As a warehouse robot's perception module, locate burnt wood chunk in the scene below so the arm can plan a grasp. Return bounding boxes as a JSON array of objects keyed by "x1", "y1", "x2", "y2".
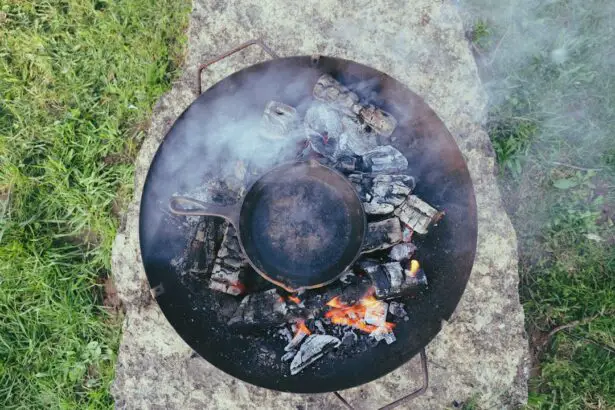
[
  {"x1": 359, "y1": 105, "x2": 397, "y2": 138},
  {"x1": 362, "y1": 145, "x2": 408, "y2": 173},
  {"x1": 209, "y1": 225, "x2": 248, "y2": 296},
  {"x1": 362, "y1": 218, "x2": 402, "y2": 253},
  {"x1": 290, "y1": 334, "x2": 341, "y2": 375},
  {"x1": 228, "y1": 289, "x2": 291, "y2": 327},
  {"x1": 313, "y1": 74, "x2": 397, "y2": 137},
  {"x1": 360, "y1": 261, "x2": 427, "y2": 299},
  {"x1": 363, "y1": 174, "x2": 414, "y2": 215},
  {"x1": 388, "y1": 242, "x2": 417, "y2": 261},
  {"x1": 394, "y1": 195, "x2": 440, "y2": 234},
  {"x1": 260, "y1": 101, "x2": 300, "y2": 140}
]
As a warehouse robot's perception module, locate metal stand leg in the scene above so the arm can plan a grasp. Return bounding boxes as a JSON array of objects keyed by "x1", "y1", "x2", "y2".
[
  {"x1": 196, "y1": 39, "x2": 279, "y2": 95},
  {"x1": 333, "y1": 349, "x2": 428, "y2": 410}
]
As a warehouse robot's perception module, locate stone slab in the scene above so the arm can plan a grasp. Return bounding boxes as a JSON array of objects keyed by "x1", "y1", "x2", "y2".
[{"x1": 111, "y1": 0, "x2": 529, "y2": 408}]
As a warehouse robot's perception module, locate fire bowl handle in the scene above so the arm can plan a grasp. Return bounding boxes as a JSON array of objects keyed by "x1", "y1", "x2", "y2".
[
  {"x1": 197, "y1": 39, "x2": 279, "y2": 95},
  {"x1": 169, "y1": 196, "x2": 241, "y2": 227},
  {"x1": 333, "y1": 348, "x2": 428, "y2": 410}
]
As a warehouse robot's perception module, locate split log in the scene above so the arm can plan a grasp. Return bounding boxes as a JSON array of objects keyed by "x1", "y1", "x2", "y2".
[
  {"x1": 362, "y1": 145, "x2": 408, "y2": 173},
  {"x1": 260, "y1": 101, "x2": 300, "y2": 141},
  {"x1": 358, "y1": 260, "x2": 427, "y2": 300},
  {"x1": 362, "y1": 217, "x2": 403, "y2": 253},
  {"x1": 394, "y1": 195, "x2": 442, "y2": 235}
]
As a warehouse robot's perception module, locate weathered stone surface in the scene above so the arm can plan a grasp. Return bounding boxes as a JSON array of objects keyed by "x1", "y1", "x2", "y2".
[{"x1": 111, "y1": 0, "x2": 529, "y2": 409}]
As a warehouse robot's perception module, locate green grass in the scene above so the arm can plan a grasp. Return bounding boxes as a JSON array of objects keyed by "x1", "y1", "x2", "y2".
[
  {"x1": 0, "y1": 0, "x2": 190, "y2": 408},
  {"x1": 467, "y1": 0, "x2": 615, "y2": 408}
]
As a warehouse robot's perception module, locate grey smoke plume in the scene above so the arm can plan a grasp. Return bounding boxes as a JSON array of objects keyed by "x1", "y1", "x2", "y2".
[{"x1": 457, "y1": 0, "x2": 615, "y2": 165}]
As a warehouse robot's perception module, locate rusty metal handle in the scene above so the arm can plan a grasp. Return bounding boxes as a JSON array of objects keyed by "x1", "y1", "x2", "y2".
[
  {"x1": 169, "y1": 196, "x2": 241, "y2": 228},
  {"x1": 197, "y1": 39, "x2": 279, "y2": 95},
  {"x1": 333, "y1": 349, "x2": 429, "y2": 410}
]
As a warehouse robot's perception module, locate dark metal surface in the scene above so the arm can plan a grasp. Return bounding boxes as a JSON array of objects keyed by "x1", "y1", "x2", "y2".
[
  {"x1": 169, "y1": 161, "x2": 367, "y2": 292},
  {"x1": 139, "y1": 55, "x2": 478, "y2": 393}
]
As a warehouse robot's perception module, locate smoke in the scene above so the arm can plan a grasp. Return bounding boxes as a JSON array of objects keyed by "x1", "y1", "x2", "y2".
[{"x1": 457, "y1": 0, "x2": 615, "y2": 164}]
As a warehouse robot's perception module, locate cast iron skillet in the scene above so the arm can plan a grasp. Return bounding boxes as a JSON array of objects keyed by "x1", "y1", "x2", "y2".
[
  {"x1": 168, "y1": 160, "x2": 367, "y2": 292},
  {"x1": 139, "y1": 56, "x2": 478, "y2": 393}
]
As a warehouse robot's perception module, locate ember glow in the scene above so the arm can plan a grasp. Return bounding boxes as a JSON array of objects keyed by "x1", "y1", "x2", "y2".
[
  {"x1": 408, "y1": 260, "x2": 420, "y2": 277},
  {"x1": 325, "y1": 289, "x2": 395, "y2": 334},
  {"x1": 295, "y1": 320, "x2": 311, "y2": 336},
  {"x1": 288, "y1": 295, "x2": 301, "y2": 304}
]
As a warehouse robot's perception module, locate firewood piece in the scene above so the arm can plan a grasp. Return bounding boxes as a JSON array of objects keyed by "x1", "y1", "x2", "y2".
[
  {"x1": 209, "y1": 264, "x2": 244, "y2": 296},
  {"x1": 394, "y1": 195, "x2": 440, "y2": 234},
  {"x1": 313, "y1": 74, "x2": 397, "y2": 137},
  {"x1": 228, "y1": 289, "x2": 290, "y2": 327},
  {"x1": 362, "y1": 145, "x2": 408, "y2": 173},
  {"x1": 290, "y1": 335, "x2": 341, "y2": 375},
  {"x1": 260, "y1": 101, "x2": 300, "y2": 141},
  {"x1": 313, "y1": 74, "x2": 362, "y2": 116},
  {"x1": 362, "y1": 218, "x2": 402, "y2": 253},
  {"x1": 209, "y1": 224, "x2": 248, "y2": 296},
  {"x1": 359, "y1": 104, "x2": 398, "y2": 138},
  {"x1": 388, "y1": 243, "x2": 417, "y2": 262},
  {"x1": 363, "y1": 174, "x2": 414, "y2": 215}
]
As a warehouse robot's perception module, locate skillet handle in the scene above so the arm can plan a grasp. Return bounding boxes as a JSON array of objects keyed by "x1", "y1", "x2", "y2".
[
  {"x1": 169, "y1": 196, "x2": 241, "y2": 227},
  {"x1": 197, "y1": 39, "x2": 279, "y2": 95}
]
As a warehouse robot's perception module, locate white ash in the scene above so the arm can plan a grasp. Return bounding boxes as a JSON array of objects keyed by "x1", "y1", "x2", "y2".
[
  {"x1": 281, "y1": 351, "x2": 296, "y2": 362},
  {"x1": 314, "y1": 320, "x2": 326, "y2": 334},
  {"x1": 388, "y1": 243, "x2": 417, "y2": 261},
  {"x1": 260, "y1": 101, "x2": 300, "y2": 141},
  {"x1": 394, "y1": 195, "x2": 439, "y2": 235},
  {"x1": 278, "y1": 328, "x2": 293, "y2": 343},
  {"x1": 290, "y1": 335, "x2": 341, "y2": 375},
  {"x1": 338, "y1": 115, "x2": 379, "y2": 156},
  {"x1": 342, "y1": 330, "x2": 358, "y2": 346},
  {"x1": 383, "y1": 262, "x2": 404, "y2": 292},
  {"x1": 370, "y1": 327, "x2": 396, "y2": 345},
  {"x1": 388, "y1": 301, "x2": 407, "y2": 317},
  {"x1": 339, "y1": 270, "x2": 355, "y2": 284}
]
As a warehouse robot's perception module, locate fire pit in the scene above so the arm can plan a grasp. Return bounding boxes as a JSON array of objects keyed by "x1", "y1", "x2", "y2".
[{"x1": 139, "y1": 42, "x2": 477, "y2": 402}]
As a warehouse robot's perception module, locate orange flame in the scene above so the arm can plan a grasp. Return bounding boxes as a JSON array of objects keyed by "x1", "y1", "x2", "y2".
[
  {"x1": 294, "y1": 320, "x2": 311, "y2": 336},
  {"x1": 408, "y1": 260, "x2": 420, "y2": 277},
  {"x1": 324, "y1": 289, "x2": 395, "y2": 334},
  {"x1": 288, "y1": 295, "x2": 301, "y2": 304}
]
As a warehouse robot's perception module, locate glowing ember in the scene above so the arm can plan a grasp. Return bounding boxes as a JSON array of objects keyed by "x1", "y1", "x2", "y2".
[
  {"x1": 295, "y1": 320, "x2": 311, "y2": 336},
  {"x1": 408, "y1": 260, "x2": 420, "y2": 277},
  {"x1": 324, "y1": 289, "x2": 395, "y2": 334},
  {"x1": 288, "y1": 295, "x2": 301, "y2": 304}
]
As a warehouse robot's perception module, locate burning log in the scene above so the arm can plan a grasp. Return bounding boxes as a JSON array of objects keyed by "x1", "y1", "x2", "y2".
[
  {"x1": 312, "y1": 74, "x2": 397, "y2": 137},
  {"x1": 285, "y1": 320, "x2": 311, "y2": 351},
  {"x1": 362, "y1": 217, "x2": 402, "y2": 253},
  {"x1": 290, "y1": 334, "x2": 341, "y2": 375},
  {"x1": 394, "y1": 195, "x2": 442, "y2": 235},
  {"x1": 363, "y1": 174, "x2": 414, "y2": 215},
  {"x1": 209, "y1": 225, "x2": 248, "y2": 296},
  {"x1": 260, "y1": 101, "x2": 300, "y2": 141},
  {"x1": 358, "y1": 260, "x2": 427, "y2": 300},
  {"x1": 362, "y1": 145, "x2": 408, "y2": 173}
]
